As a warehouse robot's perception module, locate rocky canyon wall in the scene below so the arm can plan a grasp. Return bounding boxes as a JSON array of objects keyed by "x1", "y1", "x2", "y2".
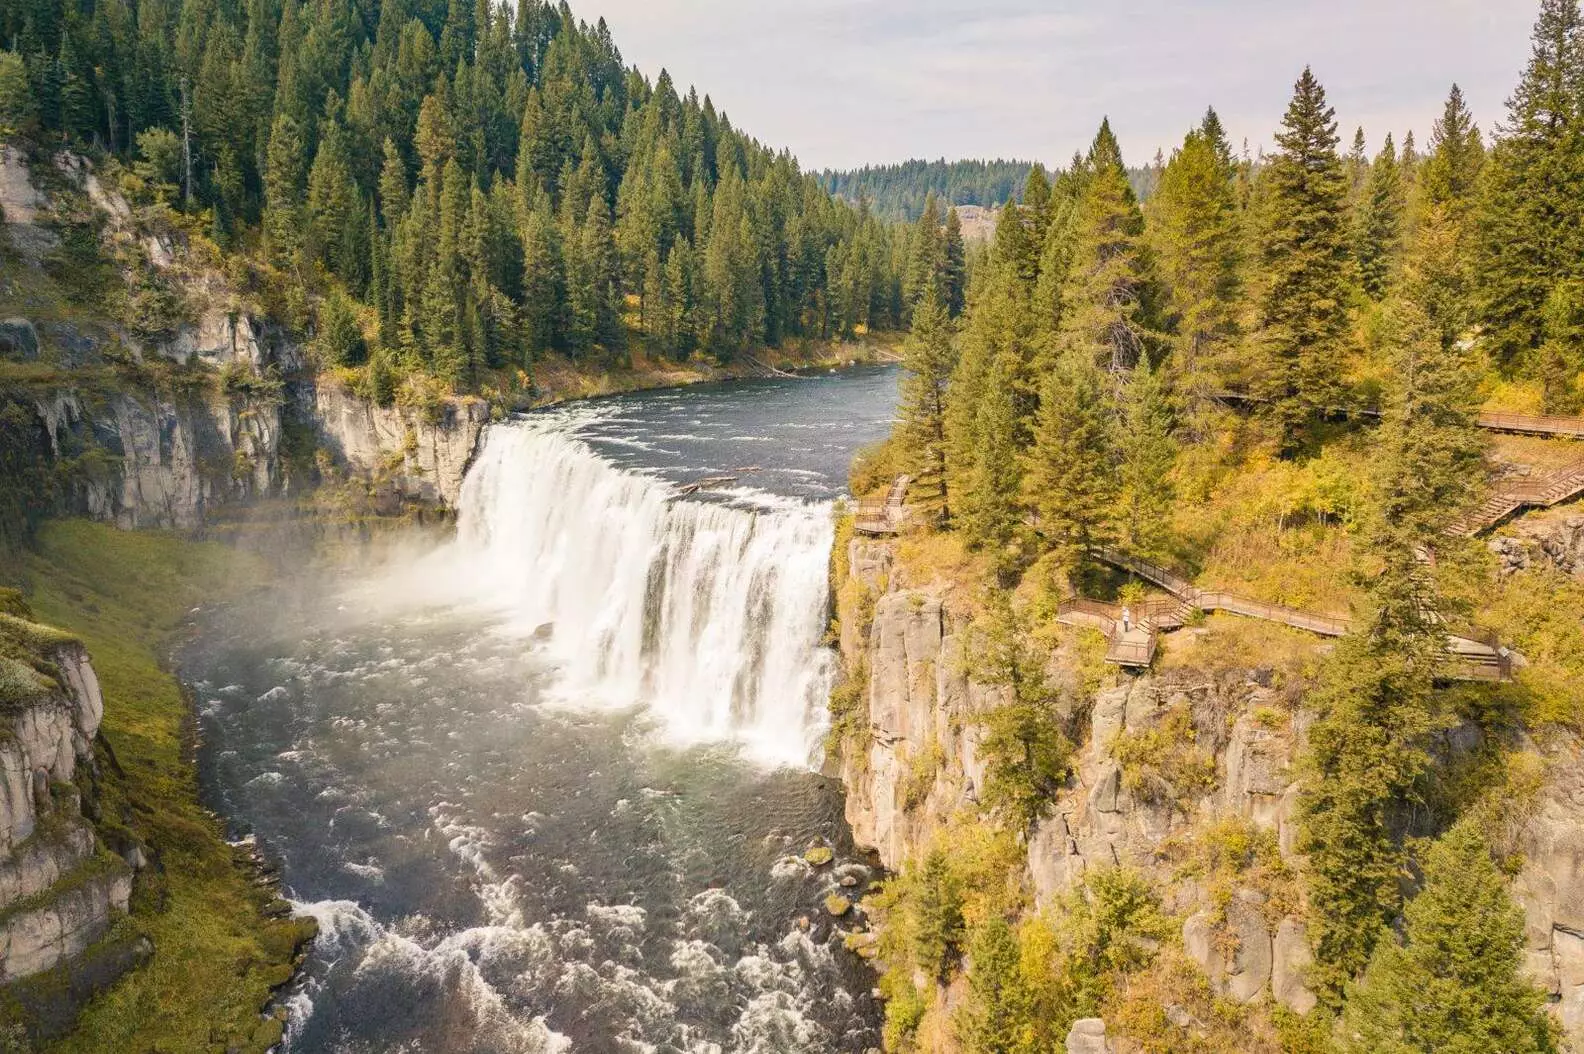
[{"x1": 834, "y1": 534, "x2": 1584, "y2": 1051}]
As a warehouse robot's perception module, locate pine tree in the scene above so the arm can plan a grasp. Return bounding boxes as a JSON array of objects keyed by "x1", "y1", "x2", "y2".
[
  {"x1": 913, "y1": 848, "x2": 965, "y2": 983},
  {"x1": 263, "y1": 111, "x2": 309, "y2": 266},
  {"x1": 1355, "y1": 134, "x2": 1406, "y2": 300},
  {"x1": 1347, "y1": 127, "x2": 1370, "y2": 197},
  {"x1": 1255, "y1": 67, "x2": 1352, "y2": 455},
  {"x1": 906, "y1": 191, "x2": 945, "y2": 308},
  {"x1": 1408, "y1": 86, "x2": 1485, "y2": 344},
  {"x1": 0, "y1": 51, "x2": 38, "y2": 136},
  {"x1": 1116, "y1": 357, "x2": 1175, "y2": 556},
  {"x1": 956, "y1": 917, "x2": 1031, "y2": 1054},
  {"x1": 1148, "y1": 125, "x2": 1242, "y2": 406},
  {"x1": 898, "y1": 287, "x2": 956, "y2": 521},
  {"x1": 957, "y1": 356, "x2": 1023, "y2": 560},
  {"x1": 1056, "y1": 120, "x2": 1155, "y2": 376},
  {"x1": 1298, "y1": 634, "x2": 1434, "y2": 1003},
  {"x1": 968, "y1": 589, "x2": 1072, "y2": 826},
  {"x1": 377, "y1": 137, "x2": 409, "y2": 228},
  {"x1": 1475, "y1": 0, "x2": 1584, "y2": 368},
  {"x1": 1365, "y1": 296, "x2": 1486, "y2": 648},
  {"x1": 1421, "y1": 85, "x2": 1485, "y2": 210},
  {"x1": 1025, "y1": 350, "x2": 1118, "y2": 566},
  {"x1": 579, "y1": 195, "x2": 623, "y2": 350},
  {"x1": 1301, "y1": 299, "x2": 1485, "y2": 1002},
  {"x1": 943, "y1": 206, "x2": 967, "y2": 317},
  {"x1": 518, "y1": 198, "x2": 564, "y2": 356},
  {"x1": 1339, "y1": 825, "x2": 1556, "y2": 1054},
  {"x1": 307, "y1": 120, "x2": 360, "y2": 276},
  {"x1": 315, "y1": 288, "x2": 367, "y2": 366}
]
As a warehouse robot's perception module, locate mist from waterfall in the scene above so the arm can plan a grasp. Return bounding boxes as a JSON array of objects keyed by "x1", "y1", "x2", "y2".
[{"x1": 445, "y1": 417, "x2": 839, "y2": 766}]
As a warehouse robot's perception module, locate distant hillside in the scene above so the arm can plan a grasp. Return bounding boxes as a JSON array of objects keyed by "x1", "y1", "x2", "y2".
[
  {"x1": 822, "y1": 158, "x2": 1163, "y2": 221},
  {"x1": 818, "y1": 160, "x2": 1037, "y2": 221}
]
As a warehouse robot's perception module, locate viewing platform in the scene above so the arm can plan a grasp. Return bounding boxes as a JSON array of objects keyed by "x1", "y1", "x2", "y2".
[
  {"x1": 853, "y1": 475, "x2": 913, "y2": 535},
  {"x1": 1057, "y1": 546, "x2": 1517, "y2": 681}
]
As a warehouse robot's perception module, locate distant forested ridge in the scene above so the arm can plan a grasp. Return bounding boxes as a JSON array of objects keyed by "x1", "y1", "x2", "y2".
[
  {"x1": 821, "y1": 157, "x2": 1168, "y2": 221},
  {"x1": 819, "y1": 159, "x2": 1036, "y2": 221},
  {"x1": 0, "y1": 0, "x2": 907, "y2": 391}
]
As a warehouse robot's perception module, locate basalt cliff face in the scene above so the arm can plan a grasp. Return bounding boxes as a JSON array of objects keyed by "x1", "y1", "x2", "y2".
[
  {"x1": 833, "y1": 536, "x2": 1584, "y2": 1052},
  {"x1": 1, "y1": 147, "x2": 490, "y2": 533},
  {"x1": 0, "y1": 613, "x2": 144, "y2": 1034}
]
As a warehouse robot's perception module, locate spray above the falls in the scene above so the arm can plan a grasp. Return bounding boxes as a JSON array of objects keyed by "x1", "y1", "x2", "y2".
[{"x1": 447, "y1": 418, "x2": 838, "y2": 766}]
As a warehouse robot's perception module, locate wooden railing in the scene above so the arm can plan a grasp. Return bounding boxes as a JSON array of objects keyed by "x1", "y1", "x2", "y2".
[
  {"x1": 1104, "y1": 636, "x2": 1157, "y2": 667},
  {"x1": 1450, "y1": 457, "x2": 1584, "y2": 536},
  {"x1": 853, "y1": 475, "x2": 914, "y2": 535},
  {"x1": 1477, "y1": 411, "x2": 1584, "y2": 438},
  {"x1": 1080, "y1": 547, "x2": 1512, "y2": 680},
  {"x1": 1196, "y1": 592, "x2": 1351, "y2": 638}
]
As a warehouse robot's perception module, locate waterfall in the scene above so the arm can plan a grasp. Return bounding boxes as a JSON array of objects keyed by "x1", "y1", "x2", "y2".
[{"x1": 447, "y1": 418, "x2": 838, "y2": 766}]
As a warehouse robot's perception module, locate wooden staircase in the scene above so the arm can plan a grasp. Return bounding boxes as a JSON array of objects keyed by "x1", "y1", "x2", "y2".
[
  {"x1": 1448, "y1": 458, "x2": 1584, "y2": 538},
  {"x1": 853, "y1": 475, "x2": 913, "y2": 535},
  {"x1": 1071, "y1": 547, "x2": 1514, "y2": 681}
]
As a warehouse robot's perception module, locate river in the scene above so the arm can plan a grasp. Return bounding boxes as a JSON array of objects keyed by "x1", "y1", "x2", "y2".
[{"x1": 182, "y1": 365, "x2": 900, "y2": 1053}]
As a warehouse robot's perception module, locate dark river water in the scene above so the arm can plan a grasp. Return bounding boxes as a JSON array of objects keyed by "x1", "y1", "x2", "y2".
[{"x1": 183, "y1": 365, "x2": 900, "y2": 1053}]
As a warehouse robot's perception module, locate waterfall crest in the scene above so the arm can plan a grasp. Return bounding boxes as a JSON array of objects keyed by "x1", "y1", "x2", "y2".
[{"x1": 450, "y1": 419, "x2": 837, "y2": 766}]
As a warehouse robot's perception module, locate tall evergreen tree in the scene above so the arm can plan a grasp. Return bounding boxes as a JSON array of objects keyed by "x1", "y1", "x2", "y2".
[
  {"x1": 1475, "y1": 0, "x2": 1584, "y2": 369},
  {"x1": 1408, "y1": 85, "x2": 1485, "y2": 344},
  {"x1": 1025, "y1": 350, "x2": 1118, "y2": 567},
  {"x1": 1255, "y1": 67, "x2": 1352, "y2": 454},
  {"x1": 1147, "y1": 125, "x2": 1242, "y2": 406},
  {"x1": 1116, "y1": 357, "x2": 1175, "y2": 556},
  {"x1": 898, "y1": 287, "x2": 956, "y2": 521},
  {"x1": 1300, "y1": 296, "x2": 1485, "y2": 1001},
  {"x1": 942, "y1": 206, "x2": 967, "y2": 317},
  {"x1": 1055, "y1": 120, "x2": 1156, "y2": 376},
  {"x1": 1340, "y1": 825, "x2": 1556, "y2": 1054},
  {"x1": 1355, "y1": 134, "x2": 1406, "y2": 300},
  {"x1": 957, "y1": 357, "x2": 1023, "y2": 561}
]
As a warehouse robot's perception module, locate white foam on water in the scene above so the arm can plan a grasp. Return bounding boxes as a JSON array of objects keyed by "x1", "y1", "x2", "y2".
[{"x1": 414, "y1": 418, "x2": 837, "y2": 768}]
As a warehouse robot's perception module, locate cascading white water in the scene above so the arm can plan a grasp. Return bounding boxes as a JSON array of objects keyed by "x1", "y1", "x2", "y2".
[{"x1": 447, "y1": 418, "x2": 838, "y2": 766}]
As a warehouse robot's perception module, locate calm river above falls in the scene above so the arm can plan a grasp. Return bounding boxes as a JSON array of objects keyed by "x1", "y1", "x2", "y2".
[{"x1": 182, "y1": 365, "x2": 900, "y2": 1053}]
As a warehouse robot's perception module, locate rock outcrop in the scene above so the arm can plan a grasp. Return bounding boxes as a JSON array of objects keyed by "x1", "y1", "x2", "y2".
[
  {"x1": 310, "y1": 380, "x2": 491, "y2": 510},
  {"x1": 833, "y1": 538, "x2": 1320, "y2": 1030},
  {"x1": 1491, "y1": 514, "x2": 1584, "y2": 580},
  {"x1": 835, "y1": 536, "x2": 1584, "y2": 1047},
  {"x1": 837, "y1": 542, "x2": 995, "y2": 865},
  {"x1": 28, "y1": 384, "x2": 283, "y2": 530},
  {"x1": 1514, "y1": 747, "x2": 1584, "y2": 1045},
  {"x1": 0, "y1": 619, "x2": 138, "y2": 992},
  {"x1": 3, "y1": 146, "x2": 491, "y2": 530}
]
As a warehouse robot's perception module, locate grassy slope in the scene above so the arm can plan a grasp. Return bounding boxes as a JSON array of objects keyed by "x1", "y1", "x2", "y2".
[{"x1": 2, "y1": 521, "x2": 312, "y2": 1054}]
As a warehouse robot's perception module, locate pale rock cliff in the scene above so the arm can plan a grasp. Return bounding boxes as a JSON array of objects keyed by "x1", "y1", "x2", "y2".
[
  {"x1": 3, "y1": 147, "x2": 493, "y2": 525},
  {"x1": 0, "y1": 632, "x2": 139, "y2": 988},
  {"x1": 309, "y1": 381, "x2": 491, "y2": 510},
  {"x1": 836, "y1": 537, "x2": 1584, "y2": 1047}
]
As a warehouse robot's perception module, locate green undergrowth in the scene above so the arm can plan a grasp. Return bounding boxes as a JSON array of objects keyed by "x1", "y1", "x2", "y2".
[{"x1": 0, "y1": 520, "x2": 313, "y2": 1054}]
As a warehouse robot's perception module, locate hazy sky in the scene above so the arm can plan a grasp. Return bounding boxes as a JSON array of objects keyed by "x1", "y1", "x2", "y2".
[{"x1": 581, "y1": 0, "x2": 1540, "y2": 172}]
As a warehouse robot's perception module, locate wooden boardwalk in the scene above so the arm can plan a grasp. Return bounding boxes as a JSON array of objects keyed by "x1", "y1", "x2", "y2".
[
  {"x1": 1477, "y1": 411, "x2": 1584, "y2": 438},
  {"x1": 853, "y1": 475, "x2": 912, "y2": 536},
  {"x1": 1071, "y1": 547, "x2": 1514, "y2": 681},
  {"x1": 1448, "y1": 457, "x2": 1584, "y2": 537},
  {"x1": 859, "y1": 448, "x2": 1530, "y2": 678}
]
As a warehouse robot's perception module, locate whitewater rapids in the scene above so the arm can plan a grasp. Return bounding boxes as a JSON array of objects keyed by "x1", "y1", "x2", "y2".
[{"x1": 422, "y1": 416, "x2": 839, "y2": 767}]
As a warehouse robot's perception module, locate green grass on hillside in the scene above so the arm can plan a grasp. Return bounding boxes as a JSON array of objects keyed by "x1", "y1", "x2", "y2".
[{"x1": 2, "y1": 521, "x2": 313, "y2": 1054}]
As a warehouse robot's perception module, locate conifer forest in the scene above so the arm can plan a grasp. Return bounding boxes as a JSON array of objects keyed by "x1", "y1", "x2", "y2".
[{"x1": 4, "y1": 1, "x2": 1584, "y2": 1052}]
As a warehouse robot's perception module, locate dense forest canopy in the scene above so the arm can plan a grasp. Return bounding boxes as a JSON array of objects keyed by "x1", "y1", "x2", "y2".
[
  {"x1": 820, "y1": 157, "x2": 1169, "y2": 221},
  {"x1": 868, "y1": 0, "x2": 1584, "y2": 1048},
  {"x1": 819, "y1": 159, "x2": 1036, "y2": 222},
  {"x1": 0, "y1": 0, "x2": 911, "y2": 392}
]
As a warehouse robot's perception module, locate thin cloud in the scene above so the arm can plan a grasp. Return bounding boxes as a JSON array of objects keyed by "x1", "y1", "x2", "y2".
[{"x1": 584, "y1": 0, "x2": 1538, "y2": 171}]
